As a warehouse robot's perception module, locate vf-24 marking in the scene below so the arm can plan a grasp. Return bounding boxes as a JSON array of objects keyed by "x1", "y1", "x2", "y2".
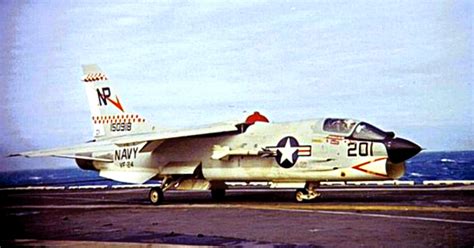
[{"x1": 114, "y1": 147, "x2": 139, "y2": 168}]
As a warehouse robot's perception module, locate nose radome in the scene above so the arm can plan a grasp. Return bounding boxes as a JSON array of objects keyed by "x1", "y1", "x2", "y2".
[{"x1": 385, "y1": 138, "x2": 422, "y2": 163}]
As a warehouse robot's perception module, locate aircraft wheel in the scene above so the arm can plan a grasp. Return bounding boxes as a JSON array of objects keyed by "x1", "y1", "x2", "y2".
[
  {"x1": 149, "y1": 187, "x2": 163, "y2": 205},
  {"x1": 211, "y1": 188, "x2": 226, "y2": 201},
  {"x1": 295, "y1": 189, "x2": 308, "y2": 203}
]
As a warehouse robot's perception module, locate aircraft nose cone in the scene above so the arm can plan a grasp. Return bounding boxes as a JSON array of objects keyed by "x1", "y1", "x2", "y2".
[{"x1": 385, "y1": 138, "x2": 422, "y2": 163}]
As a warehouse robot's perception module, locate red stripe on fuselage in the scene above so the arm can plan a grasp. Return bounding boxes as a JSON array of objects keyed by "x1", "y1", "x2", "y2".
[{"x1": 352, "y1": 157, "x2": 388, "y2": 178}]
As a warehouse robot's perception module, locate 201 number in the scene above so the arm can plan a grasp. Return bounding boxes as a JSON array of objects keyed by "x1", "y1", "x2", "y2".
[{"x1": 348, "y1": 142, "x2": 373, "y2": 157}]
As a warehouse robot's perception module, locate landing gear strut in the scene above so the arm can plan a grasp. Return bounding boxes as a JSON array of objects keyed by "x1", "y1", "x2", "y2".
[
  {"x1": 295, "y1": 182, "x2": 321, "y2": 202},
  {"x1": 148, "y1": 176, "x2": 179, "y2": 205},
  {"x1": 211, "y1": 188, "x2": 226, "y2": 201}
]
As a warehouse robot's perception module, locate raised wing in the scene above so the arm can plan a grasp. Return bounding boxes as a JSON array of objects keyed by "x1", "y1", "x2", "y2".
[
  {"x1": 8, "y1": 141, "x2": 116, "y2": 161},
  {"x1": 8, "y1": 122, "x2": 242, "y2": 159},
  {"x1": 113, "y1": 122, "x2": 242, "y2": 152}
]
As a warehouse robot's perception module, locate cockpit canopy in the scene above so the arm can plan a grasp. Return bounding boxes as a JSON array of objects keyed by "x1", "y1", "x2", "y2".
[
  {"x1": 352, "y1": 122, "x2": 389, "y2": 141},
  {"x1": 323, "y1": 118, "x2": 357, "y2": 134},
  {"x1": 323, "y1": 118, "x2": 390, "y2": 141}
]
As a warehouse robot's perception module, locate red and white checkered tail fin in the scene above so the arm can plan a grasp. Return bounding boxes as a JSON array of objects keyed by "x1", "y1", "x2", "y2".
[{"x1": 82, "y1": 64, "x2": 155, "y2": 139}]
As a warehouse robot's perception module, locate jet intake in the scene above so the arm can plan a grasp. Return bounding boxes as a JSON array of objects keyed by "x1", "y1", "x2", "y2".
[{"x1": 386, "y1": 161, "x2": 405, "y2": 179}]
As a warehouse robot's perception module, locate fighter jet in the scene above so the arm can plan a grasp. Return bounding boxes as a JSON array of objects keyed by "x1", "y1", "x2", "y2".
[{"x1": 9, "y1": 65, "x2": 422, "y2": 204}]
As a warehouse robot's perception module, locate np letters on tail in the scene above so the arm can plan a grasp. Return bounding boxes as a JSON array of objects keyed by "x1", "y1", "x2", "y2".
[{"x1": 96, "y1": 87, "x2": 124, "y2": 112}]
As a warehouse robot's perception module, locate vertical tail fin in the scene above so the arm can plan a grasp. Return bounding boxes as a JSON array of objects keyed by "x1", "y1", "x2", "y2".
[{"x1": 82, "y1": 64, "x2": 154, "y2": 139}]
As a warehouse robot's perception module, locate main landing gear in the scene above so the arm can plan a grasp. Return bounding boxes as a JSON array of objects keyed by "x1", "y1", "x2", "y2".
[
  {"x1": 295, "y1": 182, "x2": 321, "y2": 202},
  {"x1": 210, "y1": 181, "x2": 227, "y2": 201},
  {"x1": 148, "y1": 179, "x2": 321, "y2": 204},
  {"x1": 148, "y1": 176, "x2": 177, "y2": 205},
  {"x1": 148, "y1": 177, "x2": 227, "y2": 205},
  {"x1": 149, "y1": 187, "x2": 164, "y2": 205},
  {"x1": 211, "y1": 188, "x2": 226, "y2": 201}
]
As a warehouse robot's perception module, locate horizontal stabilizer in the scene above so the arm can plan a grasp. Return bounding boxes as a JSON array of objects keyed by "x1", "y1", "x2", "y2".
[
  {"x1": 52, "y1": 154, "x2": 113, "y2": 162},
  {"x1": 99, "y1": 169, "x2": 158, "y2": 184}
]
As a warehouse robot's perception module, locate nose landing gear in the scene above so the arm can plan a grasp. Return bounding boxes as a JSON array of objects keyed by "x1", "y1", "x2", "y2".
[{"x1": 295, "y1": 182, "x2": 321, "y2": 202}]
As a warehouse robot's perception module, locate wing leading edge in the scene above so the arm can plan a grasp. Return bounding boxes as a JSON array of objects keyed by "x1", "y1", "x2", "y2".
[{"x1": 8, "y1": 122, "x2": 242, "y2": 159}]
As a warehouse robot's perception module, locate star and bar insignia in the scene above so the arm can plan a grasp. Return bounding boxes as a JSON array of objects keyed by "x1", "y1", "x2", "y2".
[{"x1": 265, "y1": 136, "x2": 311, "y2": 168}]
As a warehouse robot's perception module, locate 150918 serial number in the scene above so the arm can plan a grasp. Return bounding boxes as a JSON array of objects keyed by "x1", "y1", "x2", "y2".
[{"x1": 110, "y1": 122, "x2": 132, "y2": 132}]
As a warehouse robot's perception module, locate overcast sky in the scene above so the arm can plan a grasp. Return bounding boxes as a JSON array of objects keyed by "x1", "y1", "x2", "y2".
[{"x1": 0, "y1": 0, "x2": 472, "y2": 171}]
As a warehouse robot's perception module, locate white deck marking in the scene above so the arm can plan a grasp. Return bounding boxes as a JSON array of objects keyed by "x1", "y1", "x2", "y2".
[
  {"x1": 6, "y1": 203, "x2": 474, "y2": 225},
  {"x1": 314, "y1": 210, "x2": 474, "y2": 225},
  {"x1": 2, "y1": 182, "x2": 474, "y2": 191},
  {"x1": 12, "y1": 239, "x2": 181, "y2": 247}
]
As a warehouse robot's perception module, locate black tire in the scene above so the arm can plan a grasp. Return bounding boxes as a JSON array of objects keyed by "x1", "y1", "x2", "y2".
[
  {"x1": 211, "y1": 188, "x2": 226, "y2": 201},
  {"x1": 149, "y1": 187, "x2": 164, "y2": 205},
  {"x1": 295, "y1": 188, "x2": 308, "y2": 203}
]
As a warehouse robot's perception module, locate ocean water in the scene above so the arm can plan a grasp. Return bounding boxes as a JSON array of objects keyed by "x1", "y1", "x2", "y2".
[
  {"x1": 0, "y1": 151, "x2": 472, "y2": 187},
  {"x1": 404, "y1": 150, "x2": 474, "y2": 181}
]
